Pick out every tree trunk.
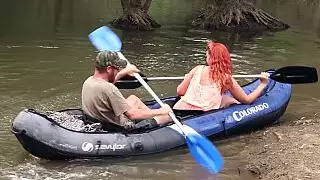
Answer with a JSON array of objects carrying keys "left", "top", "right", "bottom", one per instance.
[
  {"left": 110, "top": 0, "right": 160, "bottom": 31},
  {"left": 191, "top": 0, "right": 289, "bottom": 33}
]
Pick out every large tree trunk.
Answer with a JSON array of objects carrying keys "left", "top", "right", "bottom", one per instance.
[
  {"left": 191, "top": 0, "right": 289, "bottom": 33},
  {"left": 110, "top": 0, "right": 160, "bottom": 31}
]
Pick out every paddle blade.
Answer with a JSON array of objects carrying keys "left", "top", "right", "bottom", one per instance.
[
  {"left": 115, "top": 80, "right": 142, "bottom": 89},
  {"left": 271, "top": 66, "right": 318, "bottom": 84},
  {"left": 115, "top": 73, "right": 147, "bottom": 89},
  {"left": 186, "top": 133, "right": 224, "bottom": 174},
  {"left": 88, "top": 26, "right": 122, "bottom": 51}
]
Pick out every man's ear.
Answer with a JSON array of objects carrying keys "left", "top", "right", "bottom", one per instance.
[{"left": 106, "top": 66, "right": 113, "bottom": 72}]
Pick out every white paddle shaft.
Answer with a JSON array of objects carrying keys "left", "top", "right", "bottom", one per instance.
[
  {"left": 117, "top": 52, "right": 186, "bottom": 133},
  {"left": 117, "top": 74, "right": 262, "bottom": 83},
  {"left": 145, "top": 74, "right": 261, "bottom": 81}
]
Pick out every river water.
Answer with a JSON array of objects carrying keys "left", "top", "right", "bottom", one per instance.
[{"left": 0, "top": 0, "right": 319, "bottom": 179}]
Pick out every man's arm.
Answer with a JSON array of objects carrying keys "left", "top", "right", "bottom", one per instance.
[
  {"left": 124, "top": 105, "right": 171, "bottom": 120},
  {"left": 113, "top": 64, "right": 140, "bottom": 83}
]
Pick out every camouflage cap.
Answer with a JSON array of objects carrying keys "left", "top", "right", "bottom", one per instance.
[{"left": 95, "top": 50, "right": 127, "bottom": 69}]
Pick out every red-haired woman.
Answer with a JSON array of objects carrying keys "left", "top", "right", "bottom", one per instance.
[{"left": 173, "top": 42, "right": 269, "bottom": 111}]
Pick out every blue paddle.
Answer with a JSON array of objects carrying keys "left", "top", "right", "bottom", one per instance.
[{"left": 88, "top": 26, "right": 224, "bottom": 174}]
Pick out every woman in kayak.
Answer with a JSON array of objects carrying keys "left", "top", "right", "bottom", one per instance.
[{"left": 173, "top": 42, "right": 269, "bottom": 111}]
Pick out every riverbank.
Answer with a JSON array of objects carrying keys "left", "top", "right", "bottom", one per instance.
[{"left": 241, "top": 112, "right": 320, "bottom": 179}]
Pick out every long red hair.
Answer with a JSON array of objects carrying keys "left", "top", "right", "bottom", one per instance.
[{"left": 206, "top": 42, "right": 233, "bottom": 93}]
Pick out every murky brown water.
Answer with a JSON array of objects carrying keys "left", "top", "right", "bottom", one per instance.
[{"left": 0, "top": 0, "right": 320, "bottom": 179}]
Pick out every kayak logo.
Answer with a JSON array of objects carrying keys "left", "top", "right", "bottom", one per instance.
[
  {"left": 97, "top": 144, "right": 126, "bottom": 151},
  {"left": 81, "top": 142, "right": 126, "bottom": 152},
  {"left": 232, "top": 103, "right": 269, "bottom": 121},
  {"left": 82, "top": 142, "right": 94, "bottom": 152}
]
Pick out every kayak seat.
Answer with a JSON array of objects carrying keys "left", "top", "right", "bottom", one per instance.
[
  {"left": 146, "top": 96, "right": 206, "bottom": 119},
  {"left": 173, "top": 109, "right": 205, "bottom": 119},
  {"left": 171, "top": 96, "right": 206, "bottom": 119},
  {"left": 82, "top": 113, "right": 161, "bottom": 133},
  {"left": 82, "top": 115, "right": 124, "bottom": 133}
]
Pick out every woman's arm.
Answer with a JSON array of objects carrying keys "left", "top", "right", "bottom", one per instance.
[
  {"left": 229, "top": 72, "right": 269, "bottom": 104},
  {"left": 176, "top": 66, "right": 199, "bottom": 96}
]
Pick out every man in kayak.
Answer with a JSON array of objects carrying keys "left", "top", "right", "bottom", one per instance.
[{"left": 81, "top": 50, "right": 172, "bottom": 131}]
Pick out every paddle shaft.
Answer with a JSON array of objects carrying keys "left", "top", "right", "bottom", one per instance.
[
  {"left": 117, "top": 53, "right": 186, "bottom": 132},
  {"left": 118, "top": 66, "right": 318, "bottom": 85},
  {"left": 149, "top": 75, "right": 261, "bottom": 80},
  {"left": 118, "top": 74, "right": 262, "bottom": 82}
]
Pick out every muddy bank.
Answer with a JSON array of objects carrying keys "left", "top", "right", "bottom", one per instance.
[{"left": 241, "top": 113, "right": 320, "bottom": 179}]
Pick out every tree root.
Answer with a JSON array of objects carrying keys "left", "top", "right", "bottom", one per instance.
[
  {"left": 191, "top": 1, "right": 289, "bottom": 33},
  {"left": 110, "top": 9, "right": 161, "bottom": 31}
]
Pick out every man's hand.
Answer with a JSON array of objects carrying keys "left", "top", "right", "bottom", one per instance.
[
  {"left": 159, "top": 104, "right": 173, "bottom": 115},
  {"left": 123, "top": 64, "right": 140, "bottom": 76}
]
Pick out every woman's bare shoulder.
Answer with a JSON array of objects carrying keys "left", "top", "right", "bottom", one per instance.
[{"left": 190, "top": 65, "right": 204, "bottom": 73}]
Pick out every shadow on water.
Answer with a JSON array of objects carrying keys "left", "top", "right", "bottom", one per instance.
[{"left": 33, "top": 143, "right": 256, "bottom": 180}]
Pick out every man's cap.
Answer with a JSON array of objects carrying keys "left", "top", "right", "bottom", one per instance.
[{"left": 95, "top": 50, "right": 127, "bottom": 68}]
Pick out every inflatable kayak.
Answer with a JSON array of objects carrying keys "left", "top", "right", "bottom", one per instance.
[{"left": 11, "top": 77, "right": 292, "bottom": 160}]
